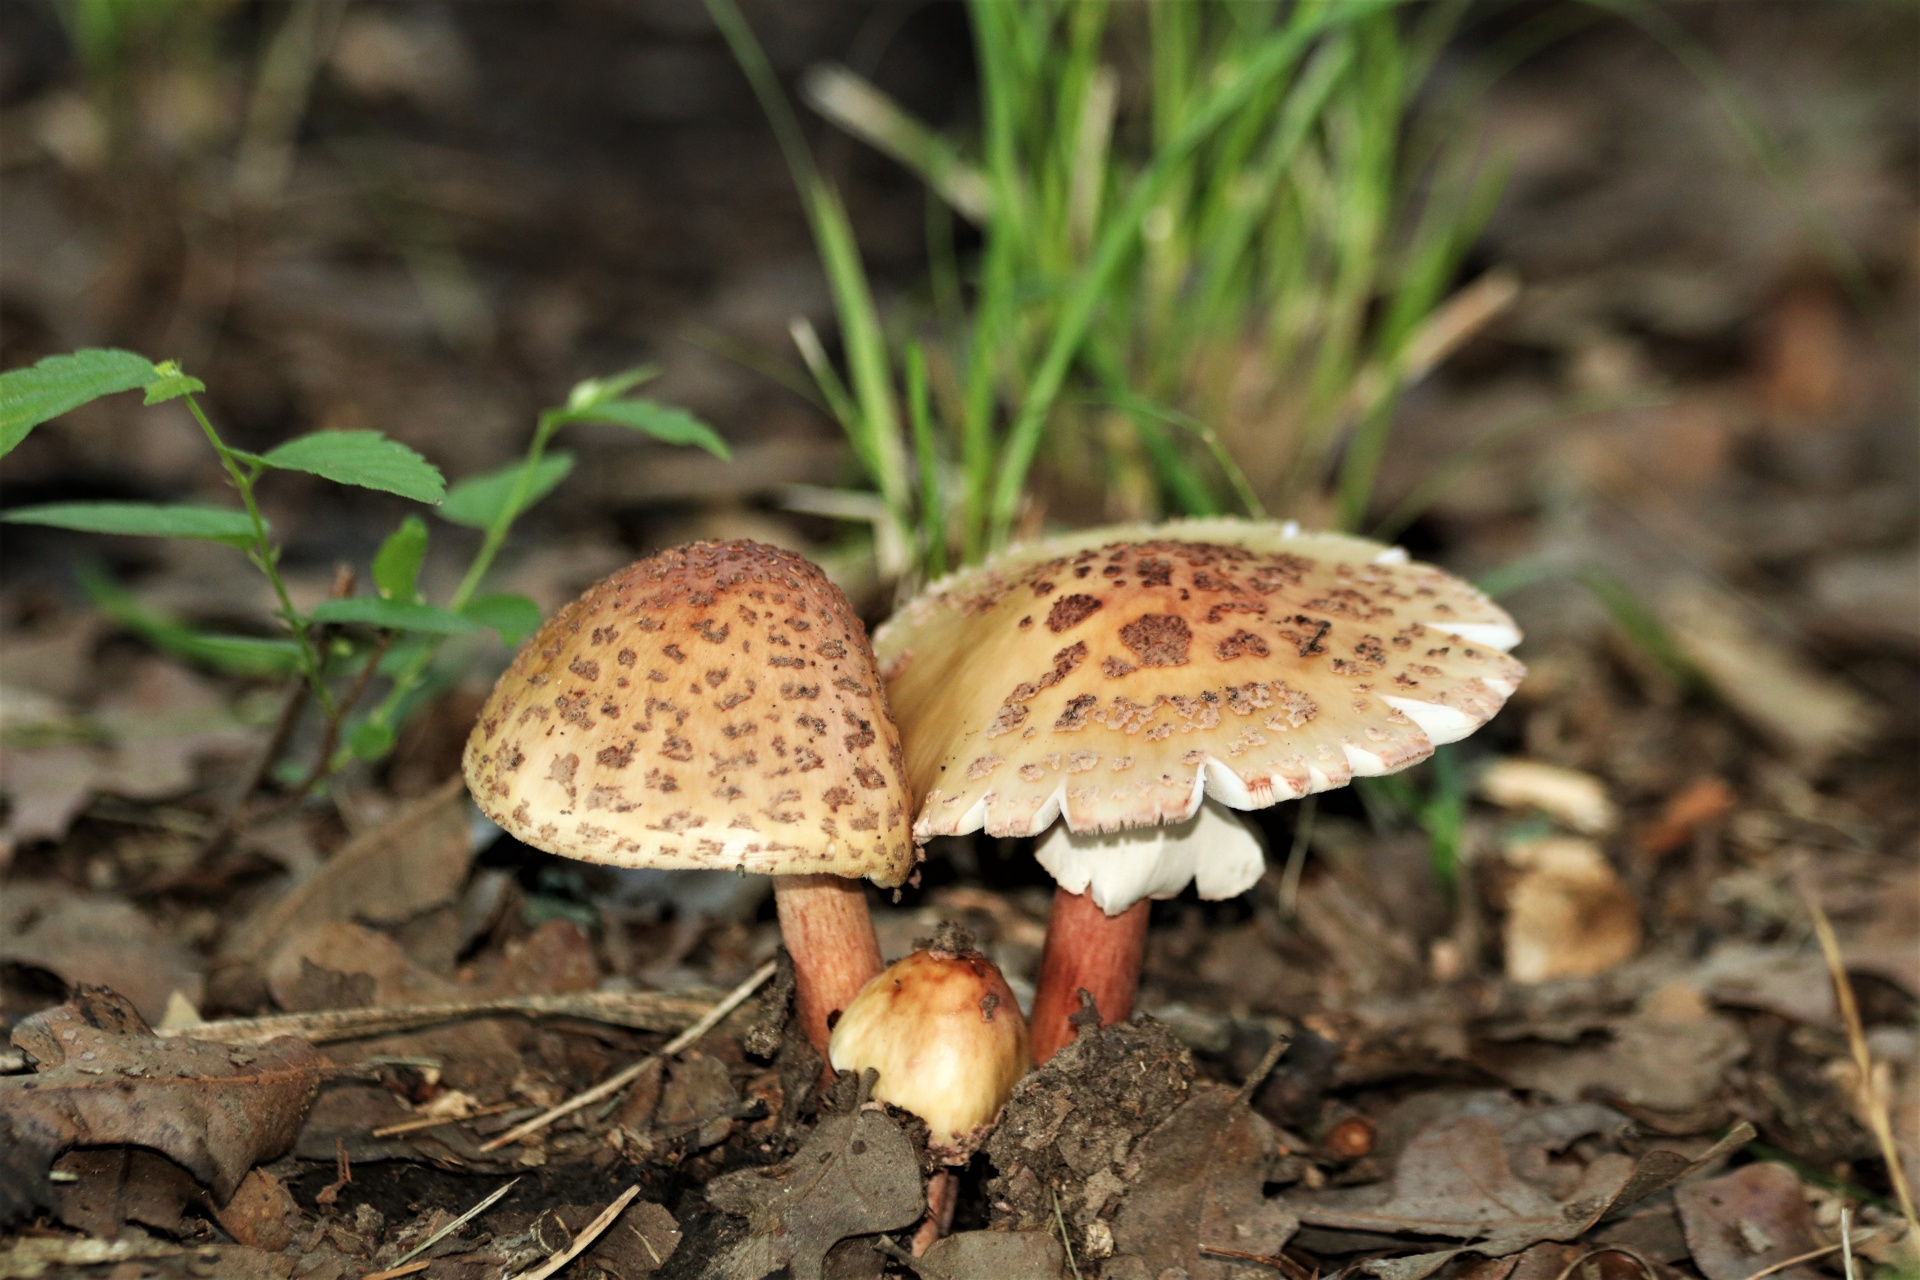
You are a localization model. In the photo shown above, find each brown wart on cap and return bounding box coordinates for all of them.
[874,518,1524,1060]
[463,539,915,1054]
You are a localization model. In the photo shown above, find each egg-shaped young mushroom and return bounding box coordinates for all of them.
[874,518,1524,1060]
[464,540,915,1054]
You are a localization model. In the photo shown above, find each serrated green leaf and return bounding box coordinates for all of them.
[142,362,207,405]
[311,596,480,634]
[462,593,544,646]
[348,719,397,762]
[548,399,730,459]
[439,452,576,529]
[259,431,446,503]
[1,349,159,456]
[3,501,258,546]
[564,365,660,412]
[372,516,429,601]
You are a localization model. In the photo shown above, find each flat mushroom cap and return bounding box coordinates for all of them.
[464,540,915,886]
[875,518,1524,840]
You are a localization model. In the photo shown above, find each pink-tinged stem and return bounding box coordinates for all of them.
[912,1169,960,1256]
[1028,888,1150,1063]
[773,873,885,1057]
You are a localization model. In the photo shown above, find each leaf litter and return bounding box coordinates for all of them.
[1,6,1916,1278]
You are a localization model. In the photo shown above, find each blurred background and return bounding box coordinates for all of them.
[0,0,1916,1257]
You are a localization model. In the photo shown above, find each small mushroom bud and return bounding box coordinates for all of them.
[827,931,1031,1159]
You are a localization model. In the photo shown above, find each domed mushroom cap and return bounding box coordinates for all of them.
[875,518,1524,840]
[464,540,915,886]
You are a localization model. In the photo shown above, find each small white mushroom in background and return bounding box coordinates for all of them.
[463,540,916,1056]
[875,517,1525,1061]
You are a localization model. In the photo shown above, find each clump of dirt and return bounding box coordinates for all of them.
[986,1018,1194,1247]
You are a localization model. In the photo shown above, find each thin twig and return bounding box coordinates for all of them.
[1233,1032,1291,1106]
[1736,1242,1844,1280]
[203,676,309,852]
[479,961,776,1153]
[1840,1207,1856,1280]
[158,988,720,1046]
[359,1263,429,1280]
[371,1102,517,1138]
[1051,1184,1081,1280]
[506,1185,640,1280]
[381,1177,518,1273]
[1198,1244,1315,1280]
[258,629,394,825]
[1550,1247,1658,1280]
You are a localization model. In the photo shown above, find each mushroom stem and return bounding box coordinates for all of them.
[912,1170,960,1256]
[773,873,885,1055]
[1028,888,1150,1063]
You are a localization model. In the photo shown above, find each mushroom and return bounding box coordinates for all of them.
[463,540,914,1055]
[873,518,1524,1060]
[828,926,1030,1253]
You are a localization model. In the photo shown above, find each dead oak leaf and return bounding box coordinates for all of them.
[1110,1083,1298,1279]
[0,986,327,1228]
[1675,1162,1824,1280]
[1293,1116,1755,1280]
[700,1104,924,1280]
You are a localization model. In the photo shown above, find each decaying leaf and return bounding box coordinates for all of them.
[0,986,327,1227]
[907,1230,1067,1278]
[1109,1083,1299,1279]
[1293,1111,1755,1280]
[1674,1162,1824,1280]
[48,1147,201,1239]
[1476,981,1747,1114]
[701,1102,924,1280]
[223,775,474,963]
[0,882,203,1023]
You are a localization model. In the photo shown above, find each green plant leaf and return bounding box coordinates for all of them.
[439,452,576,529]
[3,501,258,547]
[547,400,730,459]
[141,362,206,405]
[564,365,660,412]
[1,349,158,457]
[77,564,302,678]
[259,431,446,503]
[372,515,428,601]
[462,593,543,646]
[311,597,480,634]
[348,719,397,762]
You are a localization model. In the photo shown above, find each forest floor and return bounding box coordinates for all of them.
[0,3,1915,1279]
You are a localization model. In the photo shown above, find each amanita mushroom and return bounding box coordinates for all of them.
[828,927,1030,1252]
[873,518,1524,1061]
[463,540,915,1054]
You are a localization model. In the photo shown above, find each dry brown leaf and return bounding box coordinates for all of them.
[1292,1114,1755,1280]
[1109,1082,1299,1279]
[1675,1162,1823,1280]
[0,987,327,1228]
[1503,836,1642,984]
[702,1104,925,1280]
[210,1167,304,1251]
[0,882,204,1023]
[1477,982,1747,1114]
[224,776,472,962]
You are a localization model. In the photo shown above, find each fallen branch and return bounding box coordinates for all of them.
[158,988,719,1046]
[480,960,776,1153]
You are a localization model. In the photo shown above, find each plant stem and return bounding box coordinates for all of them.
[180,392,334,715]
